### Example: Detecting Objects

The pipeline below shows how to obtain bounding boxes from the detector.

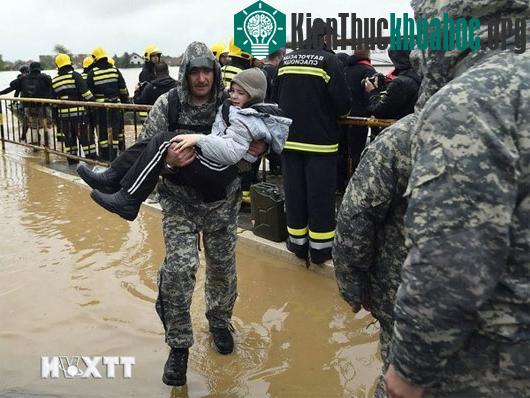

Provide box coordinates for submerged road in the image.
[0,146,380,398]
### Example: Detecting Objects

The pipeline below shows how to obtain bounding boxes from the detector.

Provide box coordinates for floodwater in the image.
[0,146,380,398]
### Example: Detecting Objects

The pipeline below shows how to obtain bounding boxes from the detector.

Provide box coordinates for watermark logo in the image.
[291,13,527,54]
[234,1,286,59]
[41,356,135,379]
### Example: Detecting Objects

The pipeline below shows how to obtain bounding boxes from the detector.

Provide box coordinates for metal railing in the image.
[0,97,151,166]
[0,96,396,169]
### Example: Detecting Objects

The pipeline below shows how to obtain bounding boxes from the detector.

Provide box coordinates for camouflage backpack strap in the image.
[167,88,181,132]
[167,88,217,133]
[221,98,231,127]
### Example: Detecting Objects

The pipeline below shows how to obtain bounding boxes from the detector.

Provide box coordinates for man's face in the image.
[150,54,161,63]
[187,67,214,100]
[219,53,229,66]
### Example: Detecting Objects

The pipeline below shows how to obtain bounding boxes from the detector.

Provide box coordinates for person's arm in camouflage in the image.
[333,115,415,311]
[140,94,169,140]
[390,81,519,387]
[140,94,195,169]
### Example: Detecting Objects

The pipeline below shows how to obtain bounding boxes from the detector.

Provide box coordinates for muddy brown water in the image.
[0,146,380,397]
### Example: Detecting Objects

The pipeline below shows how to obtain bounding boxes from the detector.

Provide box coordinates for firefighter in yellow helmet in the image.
[81,56,94,81]
[135,44,162,125]
[140,44,162,84]
[221,38,252,89]
[51,53,96,162]
[86,47,129,161]
[210,42,229,67]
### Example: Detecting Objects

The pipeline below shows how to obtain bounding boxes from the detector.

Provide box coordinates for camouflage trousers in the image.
[155,178,241,348]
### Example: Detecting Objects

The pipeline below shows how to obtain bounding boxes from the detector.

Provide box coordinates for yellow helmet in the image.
[91,47,108,61]
[108,56,116,66]
[82,56,94,69]
[55,53,71,69]
[210,42,228,61]
[144,44,162,61]
[228,38,251,60]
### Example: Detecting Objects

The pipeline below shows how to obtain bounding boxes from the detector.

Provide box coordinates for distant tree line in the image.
[1,44,183,71]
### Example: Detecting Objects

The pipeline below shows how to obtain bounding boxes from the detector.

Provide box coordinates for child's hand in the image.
[170,134,202,151]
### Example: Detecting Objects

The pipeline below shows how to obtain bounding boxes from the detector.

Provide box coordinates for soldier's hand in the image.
[248,139,268,156]
[166,143,195,168]
[365,80,376,93]
[384,364,425,398]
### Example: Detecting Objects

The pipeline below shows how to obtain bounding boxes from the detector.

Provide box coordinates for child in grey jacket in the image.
[84,68,291,221]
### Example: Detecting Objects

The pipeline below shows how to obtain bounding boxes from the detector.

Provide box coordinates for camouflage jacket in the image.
[391,36,530,389]
[333,114,416,326]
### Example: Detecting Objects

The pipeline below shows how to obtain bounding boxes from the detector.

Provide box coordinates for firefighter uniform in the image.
[52,54,96,162]
[87,48,129,161]
[81,56,97,148]
[276,48,351,264]
[221,38,252,89]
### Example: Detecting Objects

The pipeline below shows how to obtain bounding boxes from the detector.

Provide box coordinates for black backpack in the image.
[22,75,40,98]
[21,74,50,99]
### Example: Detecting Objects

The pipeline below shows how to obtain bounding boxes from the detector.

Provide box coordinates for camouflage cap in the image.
[189,56,215,70]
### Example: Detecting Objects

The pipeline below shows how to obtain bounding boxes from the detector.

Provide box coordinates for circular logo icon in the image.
[67,365,79,377]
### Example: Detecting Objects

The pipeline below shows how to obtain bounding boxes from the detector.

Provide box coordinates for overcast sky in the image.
[1,0,412,61]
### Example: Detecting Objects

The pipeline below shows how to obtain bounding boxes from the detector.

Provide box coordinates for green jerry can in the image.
[250,182,287,242]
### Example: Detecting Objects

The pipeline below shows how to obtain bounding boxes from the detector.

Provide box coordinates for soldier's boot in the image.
[210,327,234,355]
[77,165,121,194]
[162,348,188,386]
[90,189,141,221]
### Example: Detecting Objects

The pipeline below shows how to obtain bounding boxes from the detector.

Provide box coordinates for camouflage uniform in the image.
[390,1,530,396]
[333,114,417,397]
[141,42,241,348]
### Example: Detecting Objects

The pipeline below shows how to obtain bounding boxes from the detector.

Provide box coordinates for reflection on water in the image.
[0,149,380,397]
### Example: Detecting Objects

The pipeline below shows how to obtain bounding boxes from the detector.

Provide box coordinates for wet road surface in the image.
[0,146,380,397]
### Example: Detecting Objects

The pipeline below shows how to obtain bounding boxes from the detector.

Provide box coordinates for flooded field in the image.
[0,145,380,398]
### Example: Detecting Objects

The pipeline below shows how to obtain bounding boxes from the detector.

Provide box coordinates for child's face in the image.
[229,83,251,108]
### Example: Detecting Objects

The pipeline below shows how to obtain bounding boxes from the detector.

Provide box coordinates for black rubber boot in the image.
[77,164,121,194]
[309,250,332,265]
[210,327,234,355]
[162,348,188,387]
[90,189,141,221]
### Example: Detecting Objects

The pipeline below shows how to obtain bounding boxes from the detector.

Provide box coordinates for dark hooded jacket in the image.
[345,55,376,117]
[133,75,176,105]
[139,61,156,84]
[366,50,421,120]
